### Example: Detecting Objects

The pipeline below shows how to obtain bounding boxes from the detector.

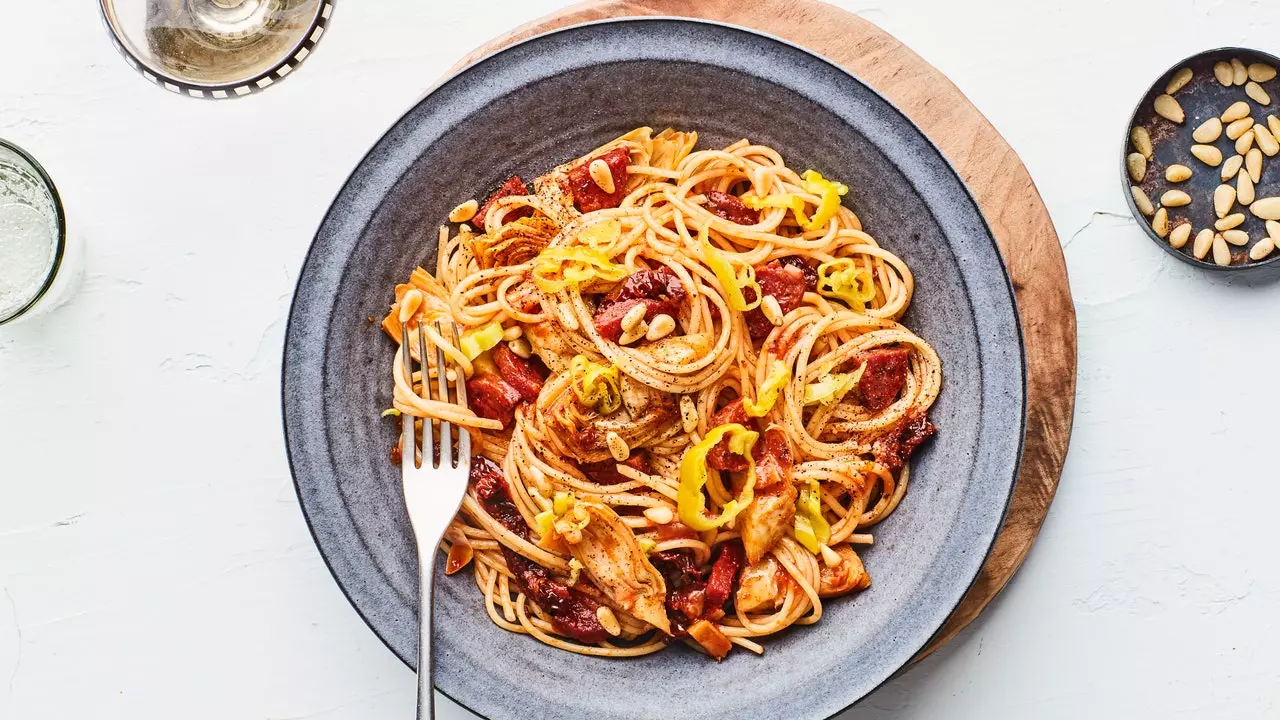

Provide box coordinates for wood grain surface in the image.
[448,0,1077,661]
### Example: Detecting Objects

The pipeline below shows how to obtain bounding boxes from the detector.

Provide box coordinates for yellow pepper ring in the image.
[677,423,759,531]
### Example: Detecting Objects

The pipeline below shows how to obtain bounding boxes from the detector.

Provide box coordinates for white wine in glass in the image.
[100,0,331,98]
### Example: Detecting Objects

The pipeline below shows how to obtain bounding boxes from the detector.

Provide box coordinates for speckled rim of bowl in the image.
[282,16,1027,720]
[1120,46,1280,273]
[0,137,67,326]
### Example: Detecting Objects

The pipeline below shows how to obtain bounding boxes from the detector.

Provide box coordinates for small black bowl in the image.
[1122,46,1280,274]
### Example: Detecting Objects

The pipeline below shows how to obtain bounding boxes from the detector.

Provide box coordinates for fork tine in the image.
[399,320,416,468]
[434,322,453,469]
[452,323,471,463]
[418,320,434,467]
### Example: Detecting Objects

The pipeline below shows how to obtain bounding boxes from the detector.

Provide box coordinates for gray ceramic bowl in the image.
[283,18,1025,720]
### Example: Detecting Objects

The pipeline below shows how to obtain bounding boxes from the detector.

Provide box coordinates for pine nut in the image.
[1215,214,1246,231]
[761,295,784,326]
[1169,223,1192,249]
[618,321,648,345]
[1126,153,1146,181]
[1154,94,1184,123]
[448,199,478,223]
[1222,154,1245,181]
[596,606,622,636]
[1131,186,1155,216]
[643,506,674,524]
[1152,207,1170,238]
[1225,117,1254,140]
[1161,190,1191,207]
[1251,198,1280,221]
[1191,145,1223,167]
[589,159,615,194]
[1223,101,1252,123]
[1232,58,1248,86]
[820,544,842,568]
[1268,220,1280,241]
[1223,229,1250,246]
[1212,234,1232,266]
[1238,171,1256,206]
[679,395,698,433]
[398,289,424,323]
[606,430,630,461]
[1247,149,1263,184]
[1165,165,1192,183]
[1249,236,1276,261]
[1250,63,1278,83]
[1247,81,1272,106]
[508,337,532,359]
[1214,61,1234,87]
[645,313,676,341]
[1214,184,1237,218]
[1270,116,1280,146]
[1166,67,1193,94]
[1255,123,1280,157]
[1193,118,1223,143]
[620,303,648,333]
[1192,229,1215,259]
[502,325,523,342]
[1131,126,1154,159]
[1236,129,1257,155]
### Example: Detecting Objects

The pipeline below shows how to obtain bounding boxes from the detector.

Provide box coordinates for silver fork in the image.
[400,320,471,720]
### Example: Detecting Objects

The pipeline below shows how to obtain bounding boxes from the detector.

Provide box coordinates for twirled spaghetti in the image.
[383,128,941,659]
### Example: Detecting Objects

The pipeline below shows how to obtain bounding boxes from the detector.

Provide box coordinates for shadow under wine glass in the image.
[99,0,333,98]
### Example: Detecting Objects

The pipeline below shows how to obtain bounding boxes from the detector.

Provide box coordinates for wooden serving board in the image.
[451,0,1076,661]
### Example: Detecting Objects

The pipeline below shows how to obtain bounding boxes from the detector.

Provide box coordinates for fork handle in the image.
[416,552,436,720]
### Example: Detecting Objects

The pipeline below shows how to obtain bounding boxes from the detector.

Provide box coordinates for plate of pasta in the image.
[284,18,1025,720]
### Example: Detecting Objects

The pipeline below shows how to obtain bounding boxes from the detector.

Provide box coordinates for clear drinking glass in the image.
[99,0,333,98]
[0,139,79,328]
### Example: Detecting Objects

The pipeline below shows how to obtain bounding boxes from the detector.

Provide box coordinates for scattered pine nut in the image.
[1213,62,1234,87]
[1232,58,1249,86]
[645,313,676,341]
[1127,152,1147,181]
[679,395,698,433]
[502,325,523,342]
[1225,117,1255,140]
[1254,123,1280,157]
[1191,145,1223,167]
[1165,165,1193,183]
[1268,220,1280,241]
[1249,236,1275,261]
[1249,63,1277,83]
[605,430,630,461]
[589,159,616,194]
[1222,154,1245,181]
[1238,171,1256,206]
[1161,190,1192,207]
[1168,223,1192,249]
[1215,184,1237,218]
[761,295,785,326]
[1193,118,1223,143]
[1270,116,1280,146]
[1166,67,1194,94]
[1192,229,1215,259]
[1215,214,1246,231]
[448,199,478,223]
[1235,129,1256,156]
[398,288,424,323]
[618,321,648,346]
[820,544,842,568]
[508,337,532,359]
[1246,149,1263,184]
[1251,197,1280,221]
[1152,207,1170,238]
[1246,81,1272,106]
[1131,186,1155,216]
[1131,126,1154,159]
[1222,101,1252,123]
[1222,229,1250,246]
[1212,234,1232,266]
[643,506,674,524]
[620,303,648,333]
[596,606,622,636]
[1155,94,1185,124]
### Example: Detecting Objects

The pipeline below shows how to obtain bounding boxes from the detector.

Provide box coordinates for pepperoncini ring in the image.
[699,225,761,312]
[570,354,622,414]
[816,258,876,311]
[532,243,629,294]
[458,321,506,360]
[793,477,832,554]
[802,362,867,406]
[677,423,759,531]
[743,361,792,417]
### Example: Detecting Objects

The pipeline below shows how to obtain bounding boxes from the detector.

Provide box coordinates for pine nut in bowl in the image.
[1123,47,1280,273]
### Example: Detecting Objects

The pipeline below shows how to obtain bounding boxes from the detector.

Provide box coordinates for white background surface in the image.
[2,0,1279,718]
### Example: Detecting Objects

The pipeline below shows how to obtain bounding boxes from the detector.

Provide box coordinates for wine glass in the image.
[99,0,333,99]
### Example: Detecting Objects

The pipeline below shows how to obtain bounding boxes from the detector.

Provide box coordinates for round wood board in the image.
[445,0,1077,661]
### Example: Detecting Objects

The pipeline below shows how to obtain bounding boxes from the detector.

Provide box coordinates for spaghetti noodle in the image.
[383,128,941,659]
